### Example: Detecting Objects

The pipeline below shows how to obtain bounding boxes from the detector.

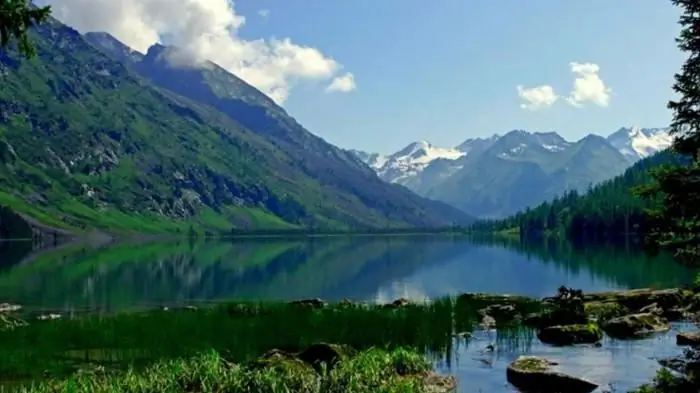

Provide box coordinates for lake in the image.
[0,235,697,392]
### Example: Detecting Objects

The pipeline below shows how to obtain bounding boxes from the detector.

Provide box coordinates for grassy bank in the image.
[2,286,696,392]
[19,347,447,393]
[0,295,540,382]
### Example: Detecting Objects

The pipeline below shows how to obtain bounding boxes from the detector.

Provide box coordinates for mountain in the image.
[352,128,671,218]
[606,126,673,163]
[470,148,691,239]
[0,20,473,235]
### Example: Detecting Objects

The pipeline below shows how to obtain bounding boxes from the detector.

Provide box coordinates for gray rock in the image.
[506,356,598,393]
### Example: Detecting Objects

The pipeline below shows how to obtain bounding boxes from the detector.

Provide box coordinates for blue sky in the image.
[46,0,685,155]
[233,0,685,154]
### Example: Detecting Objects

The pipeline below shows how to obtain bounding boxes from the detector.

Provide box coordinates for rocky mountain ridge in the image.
[351,128,672,218]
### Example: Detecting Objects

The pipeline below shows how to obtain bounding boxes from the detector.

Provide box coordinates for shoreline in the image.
[1,285,698,392]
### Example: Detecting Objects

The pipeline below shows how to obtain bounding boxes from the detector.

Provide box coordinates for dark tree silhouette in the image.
[636,0,700,263]
[0,0,51,57]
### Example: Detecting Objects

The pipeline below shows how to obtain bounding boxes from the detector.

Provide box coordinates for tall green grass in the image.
[0,296,541,381]
[18,348,433,393]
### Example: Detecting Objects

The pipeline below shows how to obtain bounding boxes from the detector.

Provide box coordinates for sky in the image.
[41,0,685,155]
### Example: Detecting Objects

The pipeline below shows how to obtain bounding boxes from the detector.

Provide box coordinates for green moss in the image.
[584,301,628,322]
[512,356,549,372]
[537,323,602,345]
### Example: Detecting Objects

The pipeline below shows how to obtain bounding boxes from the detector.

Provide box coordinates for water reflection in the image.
[439,323,696,393]
[0,233,697,393]
[0,235,694,313]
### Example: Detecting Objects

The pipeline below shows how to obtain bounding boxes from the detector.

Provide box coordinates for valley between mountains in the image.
[0,14,676,234]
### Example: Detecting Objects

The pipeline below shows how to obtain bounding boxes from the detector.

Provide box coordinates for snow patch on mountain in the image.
[373,141,466,183]
[606,127,672,162]
[352,126,672,187]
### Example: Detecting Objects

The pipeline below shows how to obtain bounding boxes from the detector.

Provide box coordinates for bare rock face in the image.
[506,356,598,393]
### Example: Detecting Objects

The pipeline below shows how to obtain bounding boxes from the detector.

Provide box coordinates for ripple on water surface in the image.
[435,322,697,393]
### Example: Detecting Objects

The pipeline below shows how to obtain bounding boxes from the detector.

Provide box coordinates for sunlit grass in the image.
[18,348,434,393]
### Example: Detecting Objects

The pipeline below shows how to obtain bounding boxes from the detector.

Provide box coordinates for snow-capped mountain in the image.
[606,126,672,163]
[351,126,672,218]
[348,149,387,170]
[355,141,467,187]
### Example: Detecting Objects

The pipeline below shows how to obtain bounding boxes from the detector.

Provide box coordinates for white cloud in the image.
[516,85,558,111]
[326,72,356,93]
[566,62,611,108]
[43,0,350,104]
[258,9,270,18]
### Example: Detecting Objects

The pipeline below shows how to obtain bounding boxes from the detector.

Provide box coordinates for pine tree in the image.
[0,0,51,58]
[636,0,700,264]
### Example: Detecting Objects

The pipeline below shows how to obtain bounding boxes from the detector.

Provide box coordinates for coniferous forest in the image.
[468,150,690,240]
[471,0,700,268]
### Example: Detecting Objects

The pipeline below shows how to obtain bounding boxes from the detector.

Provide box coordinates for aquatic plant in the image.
[0,296,540,381]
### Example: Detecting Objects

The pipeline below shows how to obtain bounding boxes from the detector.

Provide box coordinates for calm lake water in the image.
[0,235,697,392]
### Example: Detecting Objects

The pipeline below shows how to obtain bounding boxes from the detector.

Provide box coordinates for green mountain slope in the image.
[0,18,472,235]
[426,131,631,218]
[82,33,472,226]
[470,149,690,237]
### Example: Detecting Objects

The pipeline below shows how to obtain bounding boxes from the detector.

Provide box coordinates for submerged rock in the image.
[537,324,603,346]
[506,356,598,393]
[601,312,670,339]
[677,332,700,347]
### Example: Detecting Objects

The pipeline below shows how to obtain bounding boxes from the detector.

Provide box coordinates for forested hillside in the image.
[469,149,690,239]
[0,14,473,236]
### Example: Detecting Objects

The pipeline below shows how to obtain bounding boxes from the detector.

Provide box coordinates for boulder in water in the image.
[506,356,598,393]
[677,332,700,347]
[537,324,602,346]
[601,312,670,339]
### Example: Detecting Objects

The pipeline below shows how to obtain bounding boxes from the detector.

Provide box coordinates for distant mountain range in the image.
[350,127,672,218]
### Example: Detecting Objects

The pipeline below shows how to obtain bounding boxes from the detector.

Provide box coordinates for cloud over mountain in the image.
[42,0,353,104]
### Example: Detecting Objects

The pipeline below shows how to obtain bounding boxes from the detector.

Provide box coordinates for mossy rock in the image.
[506,356,598,393]
[537,324,603,346]
[524,308,588,329]
[584,301,629,322]
[601,312,670,339]
[584,288,685,312]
